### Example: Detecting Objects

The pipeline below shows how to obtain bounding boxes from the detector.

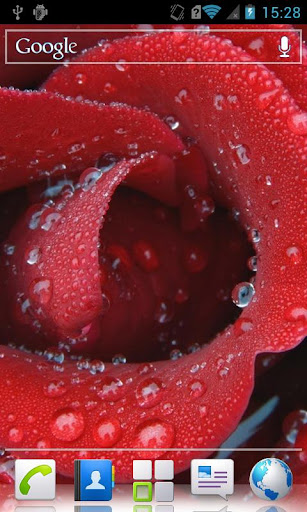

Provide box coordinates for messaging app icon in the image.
[15,459,56,500]
[191,459,234,500]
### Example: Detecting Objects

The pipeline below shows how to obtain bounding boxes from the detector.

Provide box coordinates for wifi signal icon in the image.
[202,4,222,18]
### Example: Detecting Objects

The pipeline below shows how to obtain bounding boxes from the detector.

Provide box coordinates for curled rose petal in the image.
[0,87,183,192]
[0,31,306,482]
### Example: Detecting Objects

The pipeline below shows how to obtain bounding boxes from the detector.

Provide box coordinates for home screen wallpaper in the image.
[0,20,306,503]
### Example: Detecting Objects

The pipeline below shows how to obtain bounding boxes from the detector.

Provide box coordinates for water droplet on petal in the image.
[234,317,253,336]
[50,408,85,441]
[164,115,180,131]
[115,59,129,72]
[288,112,307,135]
[170,349,183,360]
[286,246,303,265]
[112,354,127,365]
[43,379,68,398]
[93,417,122,447]
[97,376,125,402]
[136,378,165,408]
[75,73,87,85]
[25,247,41,265]
[29,278,53,305]
[189,380,207,399]
[175,88,190,105]
[137,363,154,375]
[8,427,24,443]
[247,255,258,272]
[40,208,62,231]
[213,94,226,111]
[3,244,15,256]
[79,167,102,191]
[249,229,261,244]
[235,144,251,165]
[285,306,307,323]
[68,142,85,155]
[89,360,105,374]
[134,419,175,449]
[231,282,255,308]
[184,245,208,273]
[133,240,159,272]
[155,299,175,324]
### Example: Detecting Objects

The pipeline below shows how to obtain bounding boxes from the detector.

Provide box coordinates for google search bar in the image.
[5,28,303,65]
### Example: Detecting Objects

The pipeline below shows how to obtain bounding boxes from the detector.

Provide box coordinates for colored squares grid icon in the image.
[133,482,153,502]
[133,460,174,504]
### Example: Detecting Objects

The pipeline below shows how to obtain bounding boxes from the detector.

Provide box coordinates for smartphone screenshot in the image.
[0,2,306,511]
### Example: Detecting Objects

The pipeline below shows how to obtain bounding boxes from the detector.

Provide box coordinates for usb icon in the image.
[245,4,256,19]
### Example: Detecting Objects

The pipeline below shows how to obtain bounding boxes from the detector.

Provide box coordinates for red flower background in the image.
[0,24,306,490]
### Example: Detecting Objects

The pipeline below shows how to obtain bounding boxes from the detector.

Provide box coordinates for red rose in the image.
[0,24,306,484]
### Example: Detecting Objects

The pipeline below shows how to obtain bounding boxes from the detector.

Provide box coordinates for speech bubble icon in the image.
[191,459,234,500]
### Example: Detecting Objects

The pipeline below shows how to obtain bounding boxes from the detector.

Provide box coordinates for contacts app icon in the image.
[74,460,115,501]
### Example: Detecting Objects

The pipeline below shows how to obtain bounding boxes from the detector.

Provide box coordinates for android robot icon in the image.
[33,4,48,20]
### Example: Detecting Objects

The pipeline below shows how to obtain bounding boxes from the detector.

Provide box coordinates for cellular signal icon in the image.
[202,4,222,19]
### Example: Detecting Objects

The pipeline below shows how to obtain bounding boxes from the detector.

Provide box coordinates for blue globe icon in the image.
[249,458,293,501]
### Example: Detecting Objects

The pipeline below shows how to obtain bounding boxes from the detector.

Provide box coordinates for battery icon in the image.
[245,4,256,19]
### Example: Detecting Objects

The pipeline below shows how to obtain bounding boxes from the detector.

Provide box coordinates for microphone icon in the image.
[279,36,291,58]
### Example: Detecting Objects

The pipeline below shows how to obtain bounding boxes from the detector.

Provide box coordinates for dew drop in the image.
[97,376,125,402]
[79,167,102,191]
[112,354,127,365]
[213,94,226,110]
[8,427,24,443]
[136,378,165,408]
[101,292,111,314]
[43,379,68,398]
[164,115,180,130]
[249,229,261,244]
[68,142,85,154]
[134,419,175,449]
[231,282,255,308]
[287,112,307,135]
[25,247,41,265]
[75,73,87,85]
[89,360,105,374]
[175,88,189,105]
[283,410,307,444]
[50,408,85,441]
[29,278,53,305]
[3,244,15,256]
[170,349,183,360]
[155,299,175,324]
[189,379,207,399]
[235,144,251,165]
[199,405,207,418]
[234,317,253,337]
[115,59,129,72]
[285,306,307,323]
[184,245,208,273]
[286,245,303,265]
[40,208,62,231]
[133,240,159,272]
[137,363,154,375]
[93,417,122,447]
[247,255,258,272]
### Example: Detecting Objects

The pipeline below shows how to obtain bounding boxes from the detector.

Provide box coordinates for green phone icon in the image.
[19,464,53,496]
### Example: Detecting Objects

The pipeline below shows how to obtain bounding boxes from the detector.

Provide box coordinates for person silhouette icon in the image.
[85,470,106,490]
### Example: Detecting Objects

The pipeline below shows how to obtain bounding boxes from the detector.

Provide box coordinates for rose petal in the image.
[0,87,183,192]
